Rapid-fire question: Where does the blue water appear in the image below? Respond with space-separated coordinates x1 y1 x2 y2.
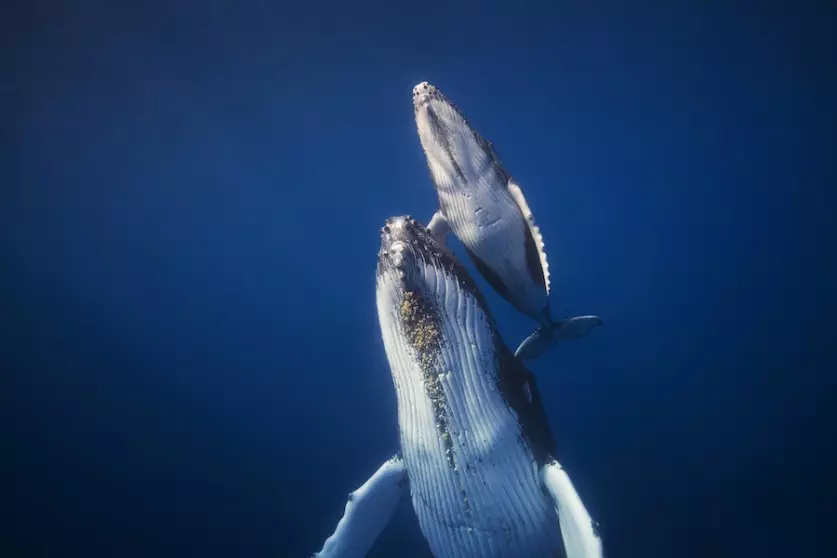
4 1 836 557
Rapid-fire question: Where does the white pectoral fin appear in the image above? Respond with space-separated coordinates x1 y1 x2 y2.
426 210 451 246
314 454 408 558
541 460 603 558
507 178 550 295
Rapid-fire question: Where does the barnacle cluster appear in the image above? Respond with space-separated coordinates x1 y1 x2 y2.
399 289 455 468
400 290 441 369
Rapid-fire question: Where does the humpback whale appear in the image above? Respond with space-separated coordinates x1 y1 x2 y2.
313 216 602 558
412 81 602 361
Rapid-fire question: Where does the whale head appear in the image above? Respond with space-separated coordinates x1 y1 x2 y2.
376 215 487 319
412 81 508 191
377 215 460 291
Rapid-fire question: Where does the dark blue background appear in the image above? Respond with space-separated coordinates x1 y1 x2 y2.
4 1 836 556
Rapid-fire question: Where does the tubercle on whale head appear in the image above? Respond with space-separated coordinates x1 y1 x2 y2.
411 80 466 120
379 215 421 251
376 215 459 283
412 81 438 111
377 215 427 276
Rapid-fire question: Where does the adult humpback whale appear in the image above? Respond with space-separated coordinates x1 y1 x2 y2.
412 81 602 361
313 216 602 558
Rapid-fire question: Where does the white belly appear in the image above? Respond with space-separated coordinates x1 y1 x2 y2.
438 184 548 320
403 382 563 558
377 263 561 557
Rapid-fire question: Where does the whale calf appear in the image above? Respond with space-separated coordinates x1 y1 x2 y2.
412 81 602 361
313 216 602 558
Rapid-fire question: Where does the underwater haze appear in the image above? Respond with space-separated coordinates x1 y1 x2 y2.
4 1 836 557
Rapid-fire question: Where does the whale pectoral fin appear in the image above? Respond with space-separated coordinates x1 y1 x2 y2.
514 316 604 362
426 210 450 246
541 460 603 558
313 454 408 558
506 178 550 296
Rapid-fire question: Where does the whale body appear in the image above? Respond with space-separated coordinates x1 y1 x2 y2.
313 216 602 558
412 81 603 361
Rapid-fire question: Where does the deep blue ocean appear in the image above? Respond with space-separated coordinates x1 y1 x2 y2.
4 1 836 557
